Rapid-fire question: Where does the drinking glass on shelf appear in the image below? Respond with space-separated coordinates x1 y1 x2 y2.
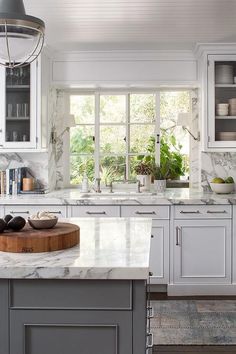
7 103 13 117
16 103 22 117
23 103 29 117
5 131 10 141
12 131 18 142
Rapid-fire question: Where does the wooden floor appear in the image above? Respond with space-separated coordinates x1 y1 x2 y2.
153 346 236 353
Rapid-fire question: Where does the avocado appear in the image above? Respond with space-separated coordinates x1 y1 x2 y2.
7 216 26 231
225 176 235 184
4 214 13 227
0 219 6 233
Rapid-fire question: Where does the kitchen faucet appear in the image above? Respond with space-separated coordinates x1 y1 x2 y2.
93 178 102 193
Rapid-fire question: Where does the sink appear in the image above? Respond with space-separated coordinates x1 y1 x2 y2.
80 191 155 198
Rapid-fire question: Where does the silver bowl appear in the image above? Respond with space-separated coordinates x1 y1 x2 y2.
28 217 58 230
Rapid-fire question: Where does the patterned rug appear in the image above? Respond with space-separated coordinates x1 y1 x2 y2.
150 300 236 345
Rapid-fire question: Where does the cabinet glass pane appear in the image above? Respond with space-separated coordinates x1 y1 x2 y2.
5 65 30 142
214 61 236 142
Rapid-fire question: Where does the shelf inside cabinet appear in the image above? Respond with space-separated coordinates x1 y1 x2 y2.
6 85 30 90
6 117 30 121
216 116 236 119
215 84 236 88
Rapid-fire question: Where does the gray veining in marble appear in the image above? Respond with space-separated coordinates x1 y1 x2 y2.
0 218 152 280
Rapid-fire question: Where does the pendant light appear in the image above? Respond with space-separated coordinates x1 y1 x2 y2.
0 0 45 68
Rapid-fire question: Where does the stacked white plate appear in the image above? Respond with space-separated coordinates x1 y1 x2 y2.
215 64 234 84
216 132 236 141
216 103 229 116
229 98 236 115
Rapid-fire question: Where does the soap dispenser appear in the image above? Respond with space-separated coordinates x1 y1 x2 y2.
81 173 89 193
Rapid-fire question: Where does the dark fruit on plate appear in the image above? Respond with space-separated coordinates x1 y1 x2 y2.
7 216 26 231
4 214 13 226
0 219 6 233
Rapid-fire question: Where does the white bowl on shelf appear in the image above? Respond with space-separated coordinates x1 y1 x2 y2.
210 183 235 194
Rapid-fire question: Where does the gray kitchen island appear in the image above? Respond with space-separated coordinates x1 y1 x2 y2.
0 217 152 354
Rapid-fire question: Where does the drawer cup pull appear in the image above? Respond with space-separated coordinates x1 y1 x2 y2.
207 210 226 214
135 211 156 215
86 211 106 215
180 210 200 214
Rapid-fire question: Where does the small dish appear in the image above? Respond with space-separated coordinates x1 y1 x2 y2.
210 183 235 194
28 217 58 230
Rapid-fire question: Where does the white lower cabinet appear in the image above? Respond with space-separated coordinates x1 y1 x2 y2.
70 205 120 217
173 219 231 284
121 206 169 285
4 205 67 219
150 220 169 284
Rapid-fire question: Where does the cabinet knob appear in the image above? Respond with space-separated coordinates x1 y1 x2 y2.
151 235 154 238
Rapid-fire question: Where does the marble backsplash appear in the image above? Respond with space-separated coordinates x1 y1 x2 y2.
0 152 49 189
201 152 236 192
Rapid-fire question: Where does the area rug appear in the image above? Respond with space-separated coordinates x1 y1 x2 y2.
150 300 236 345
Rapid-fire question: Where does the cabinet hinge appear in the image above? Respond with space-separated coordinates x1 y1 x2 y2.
207 60 210 66
36 137 38 144
208 135 210 142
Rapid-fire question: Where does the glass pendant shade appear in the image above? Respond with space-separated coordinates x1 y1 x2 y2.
0 0 45 68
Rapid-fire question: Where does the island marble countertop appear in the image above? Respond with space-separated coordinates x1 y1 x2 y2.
0 218 152 280
0 188 235 205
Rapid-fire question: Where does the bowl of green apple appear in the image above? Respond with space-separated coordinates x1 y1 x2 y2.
210 176 235 194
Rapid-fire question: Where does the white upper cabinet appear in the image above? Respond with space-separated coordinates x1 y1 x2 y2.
208 54 236 149
0 54 49 152
197 44 236 151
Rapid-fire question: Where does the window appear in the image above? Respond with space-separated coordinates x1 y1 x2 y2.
69 91 190 185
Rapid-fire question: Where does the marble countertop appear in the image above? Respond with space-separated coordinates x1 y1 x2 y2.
0 188 235 205
0 218 152 280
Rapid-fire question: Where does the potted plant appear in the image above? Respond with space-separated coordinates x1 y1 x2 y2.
152 161 170 193
134 161 153 192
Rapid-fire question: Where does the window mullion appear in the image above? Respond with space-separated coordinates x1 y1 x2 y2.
95 93 100 179
126 93 130 180
155 91 161 165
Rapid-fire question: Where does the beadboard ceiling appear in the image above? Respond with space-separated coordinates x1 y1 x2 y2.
24 0 236 51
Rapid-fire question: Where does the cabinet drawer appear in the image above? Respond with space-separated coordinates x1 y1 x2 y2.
174 205 231 219
4 205 66 218
10 280 132 310
121 205 169 219
70 205 120 217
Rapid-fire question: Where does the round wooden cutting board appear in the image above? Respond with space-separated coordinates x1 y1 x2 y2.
0 222 80 253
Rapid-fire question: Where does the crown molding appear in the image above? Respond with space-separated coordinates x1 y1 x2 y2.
194 43 236 58
51 49 196 62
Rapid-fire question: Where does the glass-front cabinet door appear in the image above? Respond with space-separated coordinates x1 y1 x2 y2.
0 61 37 149
208 54 236 149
